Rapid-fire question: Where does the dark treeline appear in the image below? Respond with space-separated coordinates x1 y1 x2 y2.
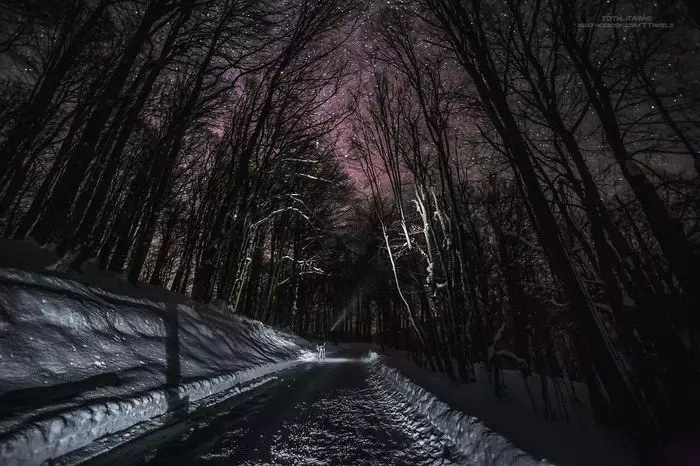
343 0 700 463
0 0 363 332
2 0 700 463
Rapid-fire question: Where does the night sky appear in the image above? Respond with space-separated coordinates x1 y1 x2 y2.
314 0 700 191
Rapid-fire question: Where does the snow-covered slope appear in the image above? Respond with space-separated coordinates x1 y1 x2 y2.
379 354 638 466
370 360 551 466
0 268 309 465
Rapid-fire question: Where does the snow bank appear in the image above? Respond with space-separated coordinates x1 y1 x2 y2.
378 354 638 466
0 360 302 465
0 268 309 465
370 361 551 466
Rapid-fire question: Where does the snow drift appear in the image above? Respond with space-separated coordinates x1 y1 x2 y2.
370 360 551 465
0 268 309 465
374 354 637 465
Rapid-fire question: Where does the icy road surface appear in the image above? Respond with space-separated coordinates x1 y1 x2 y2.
81 356 462 465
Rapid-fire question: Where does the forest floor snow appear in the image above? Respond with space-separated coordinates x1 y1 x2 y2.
0 267 311 465
379 349 639 466
0 249 639 466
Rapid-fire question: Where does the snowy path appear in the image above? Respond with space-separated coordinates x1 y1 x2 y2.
76 354 461 465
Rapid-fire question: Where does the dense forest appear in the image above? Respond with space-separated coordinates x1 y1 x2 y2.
1 0 699 462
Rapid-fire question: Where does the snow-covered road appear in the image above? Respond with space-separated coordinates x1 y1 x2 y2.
77 353 462 465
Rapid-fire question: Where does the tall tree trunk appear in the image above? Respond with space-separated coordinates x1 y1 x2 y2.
32 0 170 247
70 4 194 249
426 0 665 459
149 208 179 286
0 0 109 183
558 10 700 317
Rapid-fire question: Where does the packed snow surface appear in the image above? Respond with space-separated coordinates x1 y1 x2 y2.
382 353 638 466
338 343 637 465
72 352 565 465
77 358 465 465
370 361 550 466
0 268 309 465
0 267 638 465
